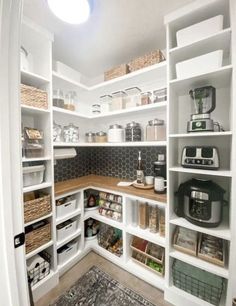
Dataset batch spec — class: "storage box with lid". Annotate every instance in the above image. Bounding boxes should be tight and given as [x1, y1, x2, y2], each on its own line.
[146, 119, 166, 141]
[57, 240, 78, 265]
[56, 219, 77, 241]
[100, 95, 112, 113]
[21, 84, 48, 110]
[104, 63, 129, 81]
[24, 127, 44, 158]
[56, 196, 77, 218]
[23, 165, 45, 187]
[124, 87, 141, 108]
[111, 91, 126, 111]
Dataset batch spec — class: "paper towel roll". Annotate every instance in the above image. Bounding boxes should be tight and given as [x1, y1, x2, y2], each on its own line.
[232, 298, 236, 306]
[38, 261, 50, 280]
[27, 254, 49, 284]
[27, 254, 44, 272]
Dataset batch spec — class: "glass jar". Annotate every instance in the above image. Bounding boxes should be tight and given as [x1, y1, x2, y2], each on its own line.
[125, 87, 141, 108]
[95, 131, 107, 142]
[53, 89, 64, 108]
[108, 124, 125, 143]
[125, 121, 142, 142]
[63, 123, 79, 143]
[85, 132, 95, 143]
[138, 202, 149, 229]
[53, 121, 63, 142]
[141, 92, 152, 105]
[111, 91, 126, 111]
[100, 95, 112, 113]
[64, 91, 76, 111]
[92, 104, 101, 114]
[149, 204, 159, 233]
[153, 88, 167, 103]
[146, 119, 166, 141]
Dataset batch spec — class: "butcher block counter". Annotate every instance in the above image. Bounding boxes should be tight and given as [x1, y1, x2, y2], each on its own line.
[55, 175, 166, 203]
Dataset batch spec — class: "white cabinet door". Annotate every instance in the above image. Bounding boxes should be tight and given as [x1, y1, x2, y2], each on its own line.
[0, 0, 29, 305]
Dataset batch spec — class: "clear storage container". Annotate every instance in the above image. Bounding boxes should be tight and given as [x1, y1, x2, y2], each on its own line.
[53, 121, 63, 142]
[146, 119, 166, 141]
[153, 88, 167, 103]
[64, 91, 76, 111]
[100, 95, 112, 113]
[24, 127, 44, 158]
[53, 89, 64, 108]
[141, 92, 152, 105]
[92, 104, 101, 114]
[108, 124, 125, 143]
[125, 87, 141, 108]
[63, 123, 79, 143]
[23, 165, 45, 187]
[111, 91, 126, 111]
[95, 131, 107, 142]
[85, 132, 95, 143]
[125, 121, 142, 142]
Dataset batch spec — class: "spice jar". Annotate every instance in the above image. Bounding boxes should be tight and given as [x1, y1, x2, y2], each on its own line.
[95, 131, 107, 143]
[53, 121, 63, 142]
[146, 119, 166, 141]
[149, 205, 159, 233]
[111, 91, 126, 111]
[153, 88, 167, 103]
[125, 121, 142, 142]
[63, 123, 79, 143]
[53, 89, 64, 108]
[92, 104, 101, 114]
[125, 87, 141, 108]
[108, 124, 125, 143]
[139, 202, 149, 229]
[100, 95, 112, 113]
[85, 132, 95, 143]
[141, 92, 152, 105]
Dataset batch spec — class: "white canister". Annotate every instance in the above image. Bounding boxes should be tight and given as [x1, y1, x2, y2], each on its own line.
[108, 124, 125, 143]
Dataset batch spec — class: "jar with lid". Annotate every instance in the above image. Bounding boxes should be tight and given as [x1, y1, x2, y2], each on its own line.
[111, 91, 126, 111]
[108, 124, 125, 143]
[53, 89, 64, 108]
[125, 121, 142, 142]
[64, 91, 76, 111]
[95, 131, 107, 143]
[85, 132, 95, 143]
[63, 123, 79, 143]
[153, 88, 167, 103]
[100, 95, 112, 113]
[149, 204, 159, 233]
[141, 92, 152, 105]
[124, 87, 141, 108]
[146, 119, 166, 141]
[53, 121, 63, 142]
[138, 202, 149, 229]
[92, 104, 101, 114]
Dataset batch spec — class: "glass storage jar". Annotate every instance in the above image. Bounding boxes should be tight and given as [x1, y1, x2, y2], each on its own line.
[95, 131, 107, 142]
[125, 121, 142, 142]
[153, 88, 167, 103]
[111, 91, 126, 111]
[100, 95, 112, 113]
[108, 124, 125, 143]
[138, 202, 149, 229]
[146, 119, 166, 141]
[64, 91, 76, 111]
[53, 89, 64, 108]
[149, 204, 159, 233]
[124, 87, 141, 108]
[53, 121, 63, 142]
[141, 92, 152, 105]
[85, 132, 95, 143]
[63, 123, 79, 143]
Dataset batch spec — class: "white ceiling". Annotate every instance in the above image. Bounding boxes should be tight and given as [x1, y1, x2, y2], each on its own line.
[23, 0, 194, 78]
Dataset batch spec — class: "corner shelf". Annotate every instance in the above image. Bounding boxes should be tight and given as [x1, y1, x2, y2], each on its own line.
[83, 210, 124, 231]
[53, 141, 167, 147]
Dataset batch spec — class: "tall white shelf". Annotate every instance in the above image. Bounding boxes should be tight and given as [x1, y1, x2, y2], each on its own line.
[165, 0, 236, 306]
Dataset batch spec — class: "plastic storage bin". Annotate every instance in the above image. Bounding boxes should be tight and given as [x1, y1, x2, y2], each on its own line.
[176, 50, 223, 79]
[56, 196, 77, 218]
[57, 240, 78, 265]
[23, 165, 45, 187]
[176, 15, 223, 47]
[56, 219, 77, 241]
[111, 91, 126, 111]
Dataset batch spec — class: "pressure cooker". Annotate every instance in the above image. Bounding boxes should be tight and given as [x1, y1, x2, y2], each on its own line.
[175, 178, 225, 227]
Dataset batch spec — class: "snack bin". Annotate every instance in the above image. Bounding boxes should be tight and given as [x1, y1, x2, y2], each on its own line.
[56, 219, 77, 241]
[57, 240, 78, 265]
[56, 197, 77, 218]
[23, 165, 45, 187]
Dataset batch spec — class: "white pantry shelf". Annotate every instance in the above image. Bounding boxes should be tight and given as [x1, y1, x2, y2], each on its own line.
[169, 250, 228, 279]
[169, 131, 232, 138]
[26, 241, 54, 260]
[21, 104, 50, 115]
[21, 69, 50, 87]
[170, 217, 230, 241]
[84, 210, 124, 230]
[22, 156, 51, 163]
[56, 229, 82, 249]
[56, 209, 82, 225]
[53, 141, 167, 147]
[24, 213, 53, 227]
[23, 182, 52, 193]
[169, 166, 232, 177]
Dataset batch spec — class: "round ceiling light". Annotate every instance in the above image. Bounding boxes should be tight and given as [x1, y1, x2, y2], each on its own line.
[47, 0, 90, 24]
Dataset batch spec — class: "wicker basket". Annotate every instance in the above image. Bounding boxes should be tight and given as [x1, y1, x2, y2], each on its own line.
[24, 194, 51, 224]
[21, 84, 48, 109]
[25, 222, 51, 254]
[129, 49, 165, 72]
[104, 64, 129, 81]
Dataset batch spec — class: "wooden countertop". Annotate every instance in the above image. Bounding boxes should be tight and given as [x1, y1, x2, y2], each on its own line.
[54, 175, 166, 203]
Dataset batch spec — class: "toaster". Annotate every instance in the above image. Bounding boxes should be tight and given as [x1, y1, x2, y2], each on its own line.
[181, 146, 219, 170]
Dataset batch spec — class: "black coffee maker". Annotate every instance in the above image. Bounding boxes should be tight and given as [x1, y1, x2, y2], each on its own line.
[153, 154, 166, 178]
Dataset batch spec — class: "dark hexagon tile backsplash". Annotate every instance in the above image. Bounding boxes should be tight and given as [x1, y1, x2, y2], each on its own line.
[54, 146, 166, 182]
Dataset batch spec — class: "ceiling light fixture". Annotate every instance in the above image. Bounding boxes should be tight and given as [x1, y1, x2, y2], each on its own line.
[47, 0, 90, 24]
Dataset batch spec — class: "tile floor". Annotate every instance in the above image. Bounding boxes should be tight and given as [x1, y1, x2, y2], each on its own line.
[36, 251, 171, 306]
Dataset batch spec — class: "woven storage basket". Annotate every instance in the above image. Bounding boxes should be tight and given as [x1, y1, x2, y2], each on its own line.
[129, 49, 165, 72]
[104, 64, 129, 81]
[24, 195, 51, 224]
[25, 223, 51, 254]
[21, 84, 48, 109]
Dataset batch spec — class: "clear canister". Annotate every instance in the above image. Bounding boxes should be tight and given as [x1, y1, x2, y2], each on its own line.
[146, 119, 166, 141]
[85, 132, 95, 143]
[100, 95, 112, 113]
[125, 87, 141, 108]
[125, 121, 142, 142]
[53, 89, 64, 108]
[111, 91, 126, 111]
[149, 204, 159, 233]
[63, 123, 79, 143]
[95, 131, 107, 142]
[141, 92, 152, 105]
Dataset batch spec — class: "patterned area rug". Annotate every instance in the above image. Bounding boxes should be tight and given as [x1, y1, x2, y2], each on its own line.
[51, 265, 156, 306]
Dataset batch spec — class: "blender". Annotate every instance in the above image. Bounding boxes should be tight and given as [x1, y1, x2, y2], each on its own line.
[187, 86, 216, 132]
